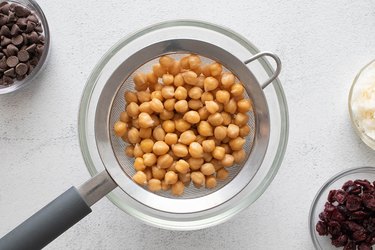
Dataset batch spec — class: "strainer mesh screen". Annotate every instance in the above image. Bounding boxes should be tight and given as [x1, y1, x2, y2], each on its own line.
[109, 54, 255, 199]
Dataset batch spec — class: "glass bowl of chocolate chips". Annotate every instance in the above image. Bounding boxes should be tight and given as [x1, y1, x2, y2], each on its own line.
[309, 167, 375, 250]
[0, 0, 49, 94]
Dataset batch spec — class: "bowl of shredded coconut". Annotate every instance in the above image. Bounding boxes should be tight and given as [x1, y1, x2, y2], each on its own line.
[349, 59, 375, 149]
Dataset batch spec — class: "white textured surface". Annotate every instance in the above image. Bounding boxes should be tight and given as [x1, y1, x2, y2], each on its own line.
[1, 1, 375, 249]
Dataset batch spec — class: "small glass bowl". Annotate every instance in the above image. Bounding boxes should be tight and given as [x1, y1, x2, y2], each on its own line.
[309, 166, 375, 249]
[348, 60, 375, 150]
[0, 0, 50, 95]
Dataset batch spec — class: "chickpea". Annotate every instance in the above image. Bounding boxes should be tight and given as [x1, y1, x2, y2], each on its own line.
[216, 168, 229, 180]
[193, 64, 202, 76]
[224, 98, 237, 114]
[198, 107, 210, 120]
[188, 87, 203, 100]
[201, 92, 213, 103]
[139, 127, 152, 139]
[205, 100, 219, 114]
[164, 98, 176, 111]
[214, 126, 227, 140]
[188, 99, 203, 110]
[234, 113, 249, 127]
[221, 154, 235, 168]
[150, 98, 164, 113]
[128, 127, 141, 144]
[195, 135, 206, 144]
[164, 133, 178, 145]
[134, 157, 146, 171]
[222, 144, 232, 154]
[151, 90, 163, 101]
[212, 159, 224, 171]
[237, 99, 252, 113]
[133, 72, 148, 91]
[124, 91, 138, 103]
[148, 179, 162, 192]
[217, 102, 224, 112]
[172, 143, 189, 157]
[196, 75, 205, 88]
[233, 149, 246, 164]
[120, 111, 130, 123]
[133, 171, 147, 186]
[188, 55, 201, 69]
[188, 158, 204, 171]
[153, 141, 169, 156]
[150, 114, 160, 126]
[174, 100, 188, 113]
[203, 152, 213, 162]
[168, 161, 177, 172]
[202, 139, 215, 152]
[137, 91, 151, 103]
[114, 121, 127, 137]
[171, 181, 185, 196]
[179, 172, 191, 184]
[159, 55, 175, 69]
[125, 145, 134, 157]
[209, 62, 222, 76]
[161, 180, 170, 191]
[145, 152, 158, 166]
[205, 176, 217, 189]
[144, 168, 152, 181]
[174, 86, 187, 100]
[126, 102, 139, 118]
[239, 125, 251, 137]
[229, 137, 246, 151]
[138, 112, 154, 129]
[189, 142, 203, 158]
[140, 139, 154, 153]
[161, 120, 175, 133]
[155, 154, 173, 169]
[133, 143, 143, 158]
[152, 63, 167, 78]
[152, 126, 165, 141]
[161, 85, 175, 99]
[175, 159, 190, 174]
[175, 119, 191, 132]
[221, 72, 235, 89]
[221, 112, 232, 126]
[208, 113, 224, 127]
[180, 55, 190, 69]
[178, 130, 196, 145]
[222, 137, 230, 144]
[159, 110, 174, 120]
[169, 61, 181, 76]
[204, 77, 219, 92]
[200, 163, 215, 176]
[191, 171, 205, 188]
[198, 121, 213, 136]
[139, 102, 153, 114]
[183, 110, 200, 124]
[174, 73, 184, 87]
[212, 146, 225, 160]
[231, 83, 245, 96]
[227, 124, 240, 139]
[182, 71, 198, 85]
[132, 118, 140, 129]
[164, 170, 178, 185]
[216, 90, 230, 104]
[147, 71, 158, 85]
[152, 166, 166, 180]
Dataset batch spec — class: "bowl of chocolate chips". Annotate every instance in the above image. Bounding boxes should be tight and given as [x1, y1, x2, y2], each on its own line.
[0, 0, 49, 94]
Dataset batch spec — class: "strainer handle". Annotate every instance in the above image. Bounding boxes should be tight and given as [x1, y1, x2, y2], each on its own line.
[244, 51, 282, 89]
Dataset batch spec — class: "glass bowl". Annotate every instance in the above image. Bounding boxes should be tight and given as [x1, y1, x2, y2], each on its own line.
[309, 166, 375, 249]
[348, 60, 375, 150]
[78, 20, 289, 230]
[0, 0, 50, 95]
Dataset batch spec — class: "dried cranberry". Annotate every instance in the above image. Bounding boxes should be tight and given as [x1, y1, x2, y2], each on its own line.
[346, 221, 364, 232]
[347, 185, 362, 195]
[335, 190, 348, 204]
[338, 205, 349, 215]
[364, 218, 375, 233]
[358, 242, 373, 250]
[344, 241, 356, 250]
[343, 180, 355, 191]
[328, 189, 337, 202]
[316, 221, 328, 235]
[328, 221, 342, 236]
[332, 209, 346, 221]
[346, 195, 362, 211]
[355, 179, 373, 190]
[319, 211, 329, 222]
[366, 235, 375, 245]
[353, 230, 367, 242]
[325, 202, 336, 212]
[363, 194, 375, 211]
[350, 211, 368, 220]
[332, 234, 348, 247]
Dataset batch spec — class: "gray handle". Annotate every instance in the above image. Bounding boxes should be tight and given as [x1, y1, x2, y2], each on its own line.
[0, 187, 92, 250]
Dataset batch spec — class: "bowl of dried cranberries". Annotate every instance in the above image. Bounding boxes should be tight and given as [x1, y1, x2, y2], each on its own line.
[309, 167, 375, 250]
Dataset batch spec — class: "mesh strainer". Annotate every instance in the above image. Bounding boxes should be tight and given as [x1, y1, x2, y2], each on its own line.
[0, 21, 285, 250]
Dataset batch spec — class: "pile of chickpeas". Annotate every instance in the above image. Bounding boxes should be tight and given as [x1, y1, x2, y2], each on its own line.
[113, 54, 252, 196]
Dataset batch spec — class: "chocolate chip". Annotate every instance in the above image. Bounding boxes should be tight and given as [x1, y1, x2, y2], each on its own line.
[11, 34, 23, 46]
[6, 55, 18, 67]
[27, 14, 38, 24]
[34, 23, 42, 33]
[6, 43, 18, 56]
[25, 43, 35, 53]
[15, 62, 27, 76]
[8, 11, 16, 23]
[3, 75, 13, 85]
[16, 18, 27, 29]
[14, 5, 30, 17]
[0, 56, 7, 69]
[0, 25, 10, 37]
[27, 31, 38, 43]
[0, 3, 10, 15]
[10, 24, 20, 36]
[25, 21, 35, 33]
[17, 49, 28, 62]
[0, 14, 8, 26]
[29, 57, 38, 66]
[1, 36, 11, 47]
[4, 67, 14, 77]
[35, 44, 43, 56]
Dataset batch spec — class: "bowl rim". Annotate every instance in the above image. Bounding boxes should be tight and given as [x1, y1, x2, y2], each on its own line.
[0, 0, 50, 95]
[348, 59, 375, 150]
[309, 166, 375, 249]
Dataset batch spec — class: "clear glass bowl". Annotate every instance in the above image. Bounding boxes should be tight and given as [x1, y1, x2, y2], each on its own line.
[348, 60, 375, 150]
[0, 0, 50, 95]
[78, 20, 289, 230]
[309, 166, 375, 249]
